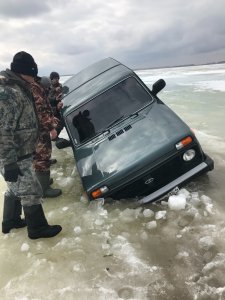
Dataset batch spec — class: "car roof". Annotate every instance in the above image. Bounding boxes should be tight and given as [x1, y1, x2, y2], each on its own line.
[62, 57, 136, 116]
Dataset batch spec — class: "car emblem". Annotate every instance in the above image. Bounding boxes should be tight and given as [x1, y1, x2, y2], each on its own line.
[144, 177, 154, 185]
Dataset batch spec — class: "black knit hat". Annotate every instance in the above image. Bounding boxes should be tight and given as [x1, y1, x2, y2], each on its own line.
[50, 71, 60, 80]
[10, 51, 38, 77]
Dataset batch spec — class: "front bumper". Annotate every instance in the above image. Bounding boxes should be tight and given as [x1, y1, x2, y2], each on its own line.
[139, 154, 214, 204]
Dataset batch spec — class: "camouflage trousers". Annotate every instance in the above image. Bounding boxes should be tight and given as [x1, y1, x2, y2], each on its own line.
[33, 131, 52, 172]
[0, 157, 43, 207]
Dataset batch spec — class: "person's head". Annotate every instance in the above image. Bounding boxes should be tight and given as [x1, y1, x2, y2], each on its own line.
[50, 71, 60, 84]
[40, 76, 51, 90]
[10, 51, 38, 79]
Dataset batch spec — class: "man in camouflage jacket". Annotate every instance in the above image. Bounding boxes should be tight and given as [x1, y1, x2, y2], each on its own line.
[48, 72, 71, 149]
[0, 51, 61, 239]
[31, 76, 62, 197]
[49, 71, 63, 134]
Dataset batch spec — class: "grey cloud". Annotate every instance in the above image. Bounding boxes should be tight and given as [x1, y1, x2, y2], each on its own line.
[1, 0, 225, 74]
[0, 0, 50, 18]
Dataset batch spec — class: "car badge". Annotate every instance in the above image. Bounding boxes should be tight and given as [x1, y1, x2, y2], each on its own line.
[144, 177, 154, 185]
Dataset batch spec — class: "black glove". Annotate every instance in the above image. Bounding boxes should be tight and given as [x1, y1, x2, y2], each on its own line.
[4, 163, 23, 182]
[55, 138, 71, 149]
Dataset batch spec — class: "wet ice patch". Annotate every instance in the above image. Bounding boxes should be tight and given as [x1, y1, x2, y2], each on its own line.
[94, 219, 104, 226]
[80, 194, 88, 203]
[88, 198, 104, 210]
[119, 207, 142, 223]
[140, 231, 148, 240]
[201, 195, 214, 214]
[198, 236, 215, 251]
[111, 235, 159, 273]
[176, 251, 189, 260]
[194, 80, 225, 92]
[202, 253, 225, 274]
[57, 177, 74, 187]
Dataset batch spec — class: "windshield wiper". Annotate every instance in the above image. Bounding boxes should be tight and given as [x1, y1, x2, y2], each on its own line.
[106, 115, 126, 129]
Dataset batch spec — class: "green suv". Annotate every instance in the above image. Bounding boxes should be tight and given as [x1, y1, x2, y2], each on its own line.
[61, 58, 214, 203]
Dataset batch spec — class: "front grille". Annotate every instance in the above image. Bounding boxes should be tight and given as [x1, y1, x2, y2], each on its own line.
[110, 145, 203, 199]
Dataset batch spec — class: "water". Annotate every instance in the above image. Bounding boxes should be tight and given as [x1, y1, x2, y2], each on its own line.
[0, 64, 225, 299]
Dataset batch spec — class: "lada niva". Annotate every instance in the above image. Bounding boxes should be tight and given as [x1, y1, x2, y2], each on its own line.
[61, 58, 214, 203]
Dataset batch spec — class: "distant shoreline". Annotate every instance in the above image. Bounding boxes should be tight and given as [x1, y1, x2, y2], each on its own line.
[60, 61, 225, 77]
[135, 60, 225, 71]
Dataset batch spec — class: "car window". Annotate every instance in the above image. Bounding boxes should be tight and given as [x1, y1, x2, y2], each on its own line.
[66, 76, 153, 144]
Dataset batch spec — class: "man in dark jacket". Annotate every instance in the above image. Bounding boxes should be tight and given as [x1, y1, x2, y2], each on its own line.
[0, 51, 62, 239]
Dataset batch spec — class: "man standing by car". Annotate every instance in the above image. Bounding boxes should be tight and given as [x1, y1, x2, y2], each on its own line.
[49, 71, 71, 149]
[0, 51, 62, 239]
[49, 71, 64, 135]
[31, 76, 62, 198]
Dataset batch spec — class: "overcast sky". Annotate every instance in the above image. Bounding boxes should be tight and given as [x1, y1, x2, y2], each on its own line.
[0, 0, 225, 76]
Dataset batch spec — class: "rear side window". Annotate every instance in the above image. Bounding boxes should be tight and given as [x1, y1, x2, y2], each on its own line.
[66, 77, 153, 144]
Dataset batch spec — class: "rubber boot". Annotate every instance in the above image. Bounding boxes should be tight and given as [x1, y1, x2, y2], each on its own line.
[35, 171, 62, 198]
[2, 192, 26, 234]
[23, 204, 62, 239]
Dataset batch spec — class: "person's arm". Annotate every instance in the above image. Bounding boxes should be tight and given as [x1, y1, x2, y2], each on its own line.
[0, 86, 24, 181]
[0, 86, 19, 165]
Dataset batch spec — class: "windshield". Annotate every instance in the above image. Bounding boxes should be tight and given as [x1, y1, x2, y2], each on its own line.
[66, 76, 153, 144]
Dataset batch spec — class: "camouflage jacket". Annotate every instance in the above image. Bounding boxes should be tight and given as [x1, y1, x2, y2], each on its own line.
[0, 69, 39, 166]
[48, 82, 63, 107]
[30, 80, 58, 132]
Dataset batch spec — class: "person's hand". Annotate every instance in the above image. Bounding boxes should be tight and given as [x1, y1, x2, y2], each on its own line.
[4, 163, 23, 182]
[53, 117, 60, 127]
[50, 128, 58, 140]
[57, 101, 63, 110]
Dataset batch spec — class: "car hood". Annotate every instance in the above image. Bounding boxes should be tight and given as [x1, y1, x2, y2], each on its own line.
[75, 101, 191, 191]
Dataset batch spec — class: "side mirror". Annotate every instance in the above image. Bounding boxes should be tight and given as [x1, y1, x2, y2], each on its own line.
[152, 79, 166, 95]
[62, 85, 69, 95]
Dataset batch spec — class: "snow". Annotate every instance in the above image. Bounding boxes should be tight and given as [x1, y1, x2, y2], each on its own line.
[146, 221, 157, 230]
[143, 208, 154, 218]
[155, 210, 167, 219]
[20, 243, 30, 252]
[168, 194, 187, 210]
[73, 226, 81, 234]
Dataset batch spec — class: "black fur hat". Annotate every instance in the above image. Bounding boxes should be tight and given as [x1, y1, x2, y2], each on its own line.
[50, 71, 60, 80]
[10, 51, 38, 77]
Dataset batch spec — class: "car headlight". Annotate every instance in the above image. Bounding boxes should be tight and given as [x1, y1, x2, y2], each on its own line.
[183, 149, 196, 161]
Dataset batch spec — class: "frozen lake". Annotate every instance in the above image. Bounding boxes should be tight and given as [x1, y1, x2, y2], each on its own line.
[0, 63, 225, 299]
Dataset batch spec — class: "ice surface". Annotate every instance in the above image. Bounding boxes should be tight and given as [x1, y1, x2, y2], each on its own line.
[198, 236, 215, 250]
[0, 64, 225, 300]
